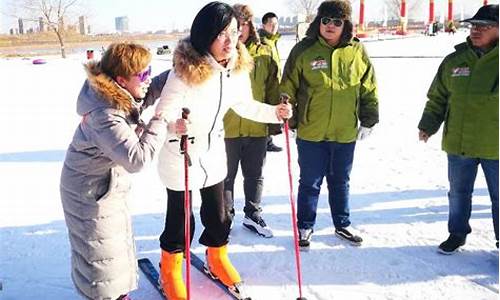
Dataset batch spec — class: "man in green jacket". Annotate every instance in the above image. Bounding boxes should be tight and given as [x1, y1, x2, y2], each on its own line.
[418, 4, 499, 254]
[223, 4, 280, 238]
[280, 0, 379, 249]
[259, 11, 283, 152]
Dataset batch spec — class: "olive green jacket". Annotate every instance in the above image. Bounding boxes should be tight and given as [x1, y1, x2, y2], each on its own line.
[280, 36, 379, 142]
[418, 40, 499, 159]
[258, 29, 282, 81]
[224, 41, 280, 138]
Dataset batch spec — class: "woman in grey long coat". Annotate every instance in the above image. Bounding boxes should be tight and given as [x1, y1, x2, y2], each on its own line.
[60, 43, 168, 300]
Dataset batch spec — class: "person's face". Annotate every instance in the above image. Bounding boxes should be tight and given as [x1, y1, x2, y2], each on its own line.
[239, 19, 250, 43]
[469, 23, 499, 49]
[116, 65, 152, 99]
[319, 16, 344, 46]
[263, 17, 278, 35]
[210, 18, 239, 62]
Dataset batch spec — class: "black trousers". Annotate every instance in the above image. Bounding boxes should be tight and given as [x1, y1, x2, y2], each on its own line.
[159, 181, 233, 253]
[224, 137, 267, 218]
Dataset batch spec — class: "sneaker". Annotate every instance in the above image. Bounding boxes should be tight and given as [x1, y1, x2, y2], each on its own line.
[266, 143, 283, 152]
[438, 234, 466, 255]
[298, 228, 313, 251]
[242, 215, 273, 238]
[335, 227, 363, 246]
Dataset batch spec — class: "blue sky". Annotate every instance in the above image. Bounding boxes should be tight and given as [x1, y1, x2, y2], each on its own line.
[1, 0, 497, 34]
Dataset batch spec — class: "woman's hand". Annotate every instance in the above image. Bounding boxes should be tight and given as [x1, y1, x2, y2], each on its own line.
[275, 103, 293, 121]
[168, 118, 189, 136]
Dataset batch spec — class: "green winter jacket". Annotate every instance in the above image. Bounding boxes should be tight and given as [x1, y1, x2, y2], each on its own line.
[418, 40, 499, 160]
[258, 29, 282, 81]
[280, 36, 379, 142]
[223, 41, 280, 138]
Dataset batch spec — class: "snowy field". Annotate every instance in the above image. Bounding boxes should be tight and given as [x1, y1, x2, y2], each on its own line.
[0, 32, 498, 300]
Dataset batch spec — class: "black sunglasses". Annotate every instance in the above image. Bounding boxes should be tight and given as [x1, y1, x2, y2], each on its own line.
[320, 17, 343, 27]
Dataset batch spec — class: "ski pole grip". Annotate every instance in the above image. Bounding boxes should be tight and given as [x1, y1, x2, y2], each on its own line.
[180, 107, 190, 153]
[280, 93, 290, 104]
[279, 93, 291, 122]
[182, 107, 190, 120]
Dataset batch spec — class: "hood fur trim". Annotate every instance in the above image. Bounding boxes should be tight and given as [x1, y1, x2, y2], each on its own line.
[84, 61, 134, 113]
[173, 38, 253, 86]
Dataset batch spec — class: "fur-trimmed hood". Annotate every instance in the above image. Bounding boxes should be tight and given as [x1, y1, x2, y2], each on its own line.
[77, 61, 137, 116]
[173, 38, 253, 86]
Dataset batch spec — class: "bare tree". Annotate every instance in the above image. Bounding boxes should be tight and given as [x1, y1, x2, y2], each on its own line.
[287, 0, 321, 22]
[8, 0, 86, 58]
[384, 0, 423, 21]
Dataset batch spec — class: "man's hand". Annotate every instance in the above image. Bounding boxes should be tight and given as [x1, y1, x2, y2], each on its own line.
[419, 130, 430, 143]
[357, 126, 373, 141]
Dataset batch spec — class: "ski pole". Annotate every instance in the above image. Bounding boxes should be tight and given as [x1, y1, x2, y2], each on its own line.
[180, 107, 192, 300]
[280, 94, 307, 300]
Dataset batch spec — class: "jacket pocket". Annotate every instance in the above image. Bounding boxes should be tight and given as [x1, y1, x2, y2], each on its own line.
[96, 168, 130, 202]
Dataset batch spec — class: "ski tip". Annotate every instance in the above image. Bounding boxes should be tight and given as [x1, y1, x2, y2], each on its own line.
[297, 298, 308, 300]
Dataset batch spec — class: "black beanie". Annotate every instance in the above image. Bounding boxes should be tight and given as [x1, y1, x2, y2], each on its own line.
[190, 1, 235, 56]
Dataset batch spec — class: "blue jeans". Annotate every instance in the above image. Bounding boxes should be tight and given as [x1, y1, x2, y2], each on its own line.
[296, 138, 356, 230]
[447, 154, 499, 241]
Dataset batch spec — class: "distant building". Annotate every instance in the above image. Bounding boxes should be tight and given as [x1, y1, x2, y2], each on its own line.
[115, 16, 129, 33]
[18, 18, 24, 34]
[87, 25, 91, 35]
[39, 17, 45, 32]
[79, 16, 86, 35]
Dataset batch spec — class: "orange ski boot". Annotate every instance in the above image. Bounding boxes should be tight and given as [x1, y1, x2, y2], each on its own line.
[206, 245, 251, 299]
[206, 245, 242, 286]
[160, 250, 187, 300]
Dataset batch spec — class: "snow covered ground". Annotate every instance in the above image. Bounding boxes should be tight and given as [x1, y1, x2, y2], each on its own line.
[0, 31, 498, 300]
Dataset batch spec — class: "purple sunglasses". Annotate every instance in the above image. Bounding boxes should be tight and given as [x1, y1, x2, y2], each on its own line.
[135, 65, 152, 82]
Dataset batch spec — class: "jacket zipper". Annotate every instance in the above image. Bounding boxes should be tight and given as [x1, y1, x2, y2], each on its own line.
[491, 75, 499, 93]
[202, 72, 224, 187]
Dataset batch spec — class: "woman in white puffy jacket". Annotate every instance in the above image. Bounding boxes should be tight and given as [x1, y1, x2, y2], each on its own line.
[153, 2, 291, 299]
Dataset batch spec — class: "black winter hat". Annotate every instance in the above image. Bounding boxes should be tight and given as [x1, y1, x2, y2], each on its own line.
[317, 0, 352, 20]
[461, 4, 498, 25]
[190, 1, 235, 55]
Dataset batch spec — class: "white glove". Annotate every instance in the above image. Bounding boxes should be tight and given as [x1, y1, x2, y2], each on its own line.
[357, 126, 373, 141]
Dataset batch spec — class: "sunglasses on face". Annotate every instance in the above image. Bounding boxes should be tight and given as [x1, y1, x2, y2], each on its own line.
[135, 65, 152, 82]
[320, 17, 343, 27]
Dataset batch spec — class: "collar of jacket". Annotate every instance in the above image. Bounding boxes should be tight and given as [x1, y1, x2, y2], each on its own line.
[317, 35, 353, 50]
[258, 29, 281, 41]
[458, 36, 499, 57]
[173, 38, 253, 86]
[84, 61, 139, 114]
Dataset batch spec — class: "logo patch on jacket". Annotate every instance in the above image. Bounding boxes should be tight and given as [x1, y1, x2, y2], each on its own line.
[310, 57, 328, 70]
[451, 67, 470, 77]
